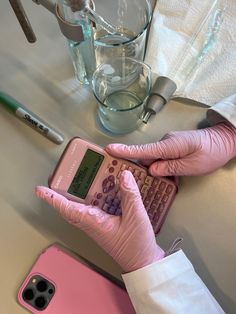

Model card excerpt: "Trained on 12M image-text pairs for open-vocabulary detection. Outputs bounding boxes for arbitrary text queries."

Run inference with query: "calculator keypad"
[93,159,177,234]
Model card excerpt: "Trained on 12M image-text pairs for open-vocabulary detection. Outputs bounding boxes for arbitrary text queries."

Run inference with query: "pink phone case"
[18,244,136,314]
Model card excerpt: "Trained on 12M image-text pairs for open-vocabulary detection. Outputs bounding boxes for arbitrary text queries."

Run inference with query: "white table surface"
[0,1,236,313]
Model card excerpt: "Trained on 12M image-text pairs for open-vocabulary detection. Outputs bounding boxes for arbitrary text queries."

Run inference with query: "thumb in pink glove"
[106,123,236,176]
[35,170,164,273]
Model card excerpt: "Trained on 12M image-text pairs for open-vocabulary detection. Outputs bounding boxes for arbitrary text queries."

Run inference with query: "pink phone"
[17,244,136,314]
[49,137,177,234]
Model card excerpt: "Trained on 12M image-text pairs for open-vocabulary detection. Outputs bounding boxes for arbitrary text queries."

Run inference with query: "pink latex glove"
[35,170,164,273]
[106,123,236,176]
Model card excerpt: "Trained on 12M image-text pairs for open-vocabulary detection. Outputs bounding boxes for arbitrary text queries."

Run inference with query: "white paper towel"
[145,0,236,106]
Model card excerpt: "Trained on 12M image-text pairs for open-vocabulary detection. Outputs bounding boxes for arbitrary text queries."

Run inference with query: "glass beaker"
[92,57,152,134]
[93,0,152,66]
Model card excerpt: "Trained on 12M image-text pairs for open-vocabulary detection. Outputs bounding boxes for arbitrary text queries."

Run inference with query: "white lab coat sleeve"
[207,94,236,128]
[122,250,224,314]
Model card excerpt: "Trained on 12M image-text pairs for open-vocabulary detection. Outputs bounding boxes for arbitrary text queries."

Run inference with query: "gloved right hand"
[106,123,236,176]
[35,170,164,273]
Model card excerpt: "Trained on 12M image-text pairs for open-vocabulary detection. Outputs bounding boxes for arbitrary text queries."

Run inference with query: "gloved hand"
[35,170,164,273]
[106,123,236,176]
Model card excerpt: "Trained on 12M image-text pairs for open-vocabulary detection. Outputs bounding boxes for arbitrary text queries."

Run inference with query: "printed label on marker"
[16,108,49,134]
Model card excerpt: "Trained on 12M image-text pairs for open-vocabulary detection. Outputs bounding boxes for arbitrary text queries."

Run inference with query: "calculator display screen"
[68,149,104,199]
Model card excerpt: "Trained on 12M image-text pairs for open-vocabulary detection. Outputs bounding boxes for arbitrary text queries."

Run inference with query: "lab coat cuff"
[122,250,193,294]
[207,94,236,128]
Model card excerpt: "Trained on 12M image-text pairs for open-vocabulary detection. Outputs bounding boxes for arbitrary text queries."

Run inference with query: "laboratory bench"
[0,1,236,313]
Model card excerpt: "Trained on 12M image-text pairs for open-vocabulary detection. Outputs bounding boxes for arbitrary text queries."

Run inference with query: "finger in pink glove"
[35,170,164,273]
[106,123,236,176]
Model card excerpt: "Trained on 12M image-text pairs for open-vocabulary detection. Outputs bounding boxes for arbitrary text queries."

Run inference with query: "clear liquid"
[94,30,146,66]
[98,90,143,134]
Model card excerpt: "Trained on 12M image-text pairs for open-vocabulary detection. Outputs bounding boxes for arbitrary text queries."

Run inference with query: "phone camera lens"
[23,289,35,301]
[35,296,46,309]
[36,280,48,292]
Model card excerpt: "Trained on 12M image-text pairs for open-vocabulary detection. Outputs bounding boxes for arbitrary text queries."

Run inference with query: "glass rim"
[92,57,152,112]
[94,5,152,47]
[92,56,152,80]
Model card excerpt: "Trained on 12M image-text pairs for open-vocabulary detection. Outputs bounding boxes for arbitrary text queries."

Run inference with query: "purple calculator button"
[105,195,113,204]
[108,206,116,215]
[102,203,109,212]
[115,207,122,216]
[108,175,115,181]
[112,160,118,166]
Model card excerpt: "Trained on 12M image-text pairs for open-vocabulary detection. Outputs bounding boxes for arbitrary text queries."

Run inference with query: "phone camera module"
[21,275,55,311]
[35,296,47,310]
[23,288,35,301]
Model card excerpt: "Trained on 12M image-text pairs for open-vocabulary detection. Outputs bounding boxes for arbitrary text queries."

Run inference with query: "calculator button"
[112,198,120,207]
[139,172,146,181]
[128,166,134,173]
[147,188,155,198]
[148,212,154,220]
[143,198,152,207]
[121,164,128,170]
[149,206,157,216]
[96,193,103,199]
[112,160,118,166]
[154,192,162,202]
[159,182,166,191]
[145,176,153,185]
[108,175,115,182]
[150,200,159,208]
[141,184,149,194]
[102,178,115,193]
[166,185,173,194]
[115,207,122,215]
[108,206,116,215]
[105,195,113,204]
[157,203,165,212]
[102,203,109,212]
[152,179,160,188]
[161,194,169,203]
[134,169,140,177]
[109,167,114,173]
[134,176,139,182]
[136,180,143,189]
[92,200,99,206]
[153,211,160,224]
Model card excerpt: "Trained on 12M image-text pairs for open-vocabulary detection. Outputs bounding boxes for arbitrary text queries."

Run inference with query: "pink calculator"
[49,137,178,234]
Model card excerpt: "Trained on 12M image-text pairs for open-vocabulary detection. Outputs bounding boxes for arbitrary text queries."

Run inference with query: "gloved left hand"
[35,170,164,273]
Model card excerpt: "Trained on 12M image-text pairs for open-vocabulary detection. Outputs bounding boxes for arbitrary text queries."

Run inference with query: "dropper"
[65,0,119,34]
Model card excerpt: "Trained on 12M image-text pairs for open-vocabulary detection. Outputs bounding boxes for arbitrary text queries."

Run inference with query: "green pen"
[0,91,64,144]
